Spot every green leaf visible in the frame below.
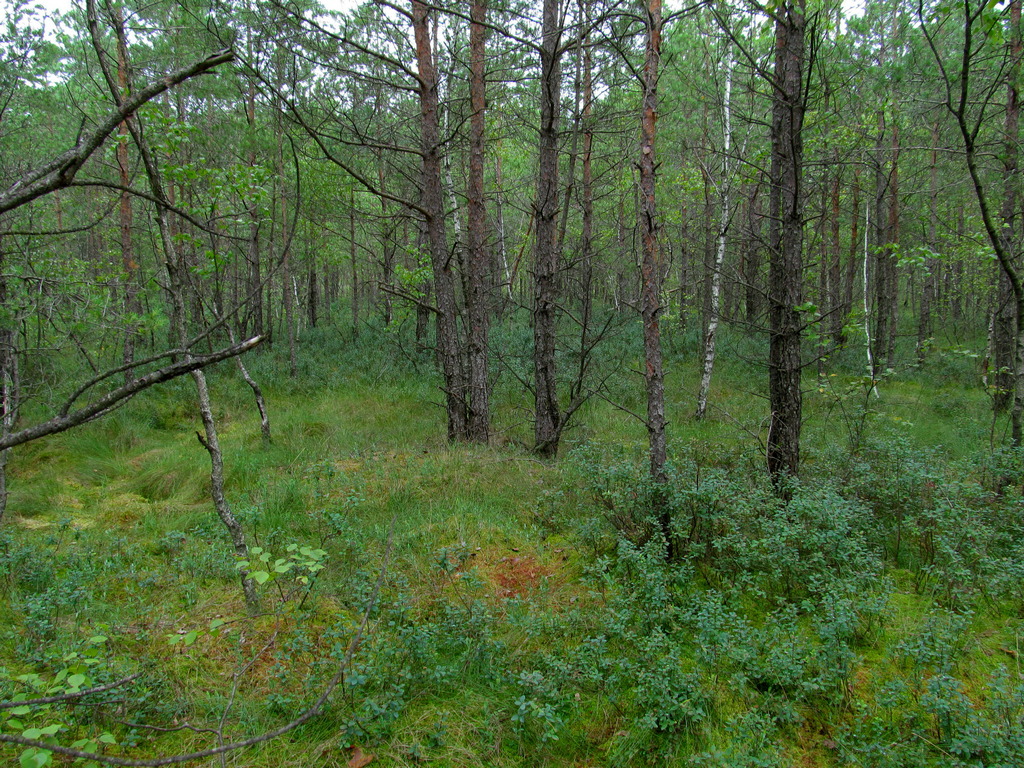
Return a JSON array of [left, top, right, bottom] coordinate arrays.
[[66, 674, 86, 689], [183, 631, 200, 646], [252, 571, 271, 585], [20, 749, 50, 768], [9, 706, 30, 716]]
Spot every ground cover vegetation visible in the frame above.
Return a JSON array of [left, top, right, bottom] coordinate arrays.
[[2, 0, 1024, 765]]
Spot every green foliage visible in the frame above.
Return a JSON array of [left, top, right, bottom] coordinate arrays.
[[1, 324, 1024, 766]]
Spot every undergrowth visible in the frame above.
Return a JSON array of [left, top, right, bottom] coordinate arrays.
[[1, 323, 1021, 767]]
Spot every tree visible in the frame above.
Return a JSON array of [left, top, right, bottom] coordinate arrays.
[[84, 0, 259, 610], [638, 0, 667, 481], [766, 0, 807, 485], [919, 0, 1024, 445], [466, 0, 491, 443], [533, 0, 564, 457], [0, 3, 256, 525], [696, 31, 735, 421]]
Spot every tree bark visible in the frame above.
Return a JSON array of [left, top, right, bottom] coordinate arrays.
[[115, 5, 140, 384], [639, 0, 666, 481], [697, 43, 733, 421], [581, 0, 595, 347], [533, 0, 563, 457], [995, 0, 1022, 413], [0, 240, 15, 524], [413, 0, 468, 441], [766, 0, 806, 487], [466, 0, 491, 443]]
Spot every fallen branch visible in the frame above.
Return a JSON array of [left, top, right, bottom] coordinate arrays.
[[0, 336, 263, 451]]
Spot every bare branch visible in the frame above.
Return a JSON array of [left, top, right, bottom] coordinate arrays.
[[0, 49, 235, 214], [0, 337, 264, 451], [0, 673, 143, 710]]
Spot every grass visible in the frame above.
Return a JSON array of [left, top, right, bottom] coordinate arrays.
[[1, 321, 1023, 766]]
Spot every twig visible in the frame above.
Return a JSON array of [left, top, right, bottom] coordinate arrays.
[[0, 674, 142, 709]]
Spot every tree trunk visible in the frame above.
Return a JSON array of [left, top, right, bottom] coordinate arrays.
[[115, 6, 140, 384], [697, 43, 733, 420], [533, 0, 563, 457], [349, 188, 359, 340], [377, 154, 397, 327], [996, 0, 1022, 414], [766, 0, 806, 488], [466, 0, 491, 443], [918, 123, 941, 362], [95, 2, 259, 612], [871, 118, 899, 376], [581, 0, 595, 341], [743, 183, 764, 325], [0, 242, 15, 525], [277, 109, 297, 379], [245, 78, 263, 340], [413, 0, 468, 441], [842, 166, 861, 346], [828, 163, 844, 343]]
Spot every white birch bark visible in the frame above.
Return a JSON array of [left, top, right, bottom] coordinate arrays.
[[696, 44, 733, 420], [864, 202, 879, 397]]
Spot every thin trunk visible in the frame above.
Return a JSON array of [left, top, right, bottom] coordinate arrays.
[[0, 242, 15, 524], [828, 164, 844, 342], [116, 6, 139, 383], [377, 154, 396, 326], [494, 136, 511, 307], [245, 79, 263, 340], [308, 257, 318, 329], [640, 0, 666, 482], [581, 0, 594, 343], [697, 44, 733, 420], [918, 123, 940, 362], [871, 118, 899, 376], [533, 0, 563, 457], [466, 0, 491, 443], [844, 167, 861, 322], [350, 188, 359, 340], [415, 222, 431, 349], [863, 201, 878, 394], [414, 0, 468, 441], [746, 183, 765, 324], [995, 0, 1022, 414], [678, 199, 689, 329], [884, 126, 901, 369], [278, 112, 297, 378]]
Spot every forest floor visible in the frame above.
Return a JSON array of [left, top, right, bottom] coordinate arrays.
[[1, 327, 1023, 767]]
